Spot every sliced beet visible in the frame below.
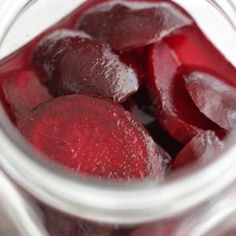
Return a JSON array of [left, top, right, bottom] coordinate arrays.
[[147, 42, 222, 143], [134, 47, 146, 58], [0, 70, 52, 117], [18, 94, 170, 180], [32, 30, 88, 81], [165, 26, 236, 87], [172, 131, 224, 170], [33, 30, 139, 103], [119, 51, 145, 85], [77, 1, 192, 51], [184, 71, 236, 131]]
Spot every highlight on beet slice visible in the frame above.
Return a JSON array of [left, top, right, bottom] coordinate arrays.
[[146, 42, 222, 143], [77, 1, 192, 51], [0, 70, 53, 117], [184, 71, 236, 131], [172, 131, 224, 171], [18, 94, 170, 180], [32, 30, 139, 103]]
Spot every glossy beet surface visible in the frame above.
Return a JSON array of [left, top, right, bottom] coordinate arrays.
[[78, 1, 192, 50], [18, 95, 170, 180], [33, 30, 139, 103], [172, 131, 224, 170], [184, 71, 236, 131], [146, 42, 221, 143]]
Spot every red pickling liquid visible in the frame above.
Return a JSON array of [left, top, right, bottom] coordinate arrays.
[[0, 0, 235, 235], [0, 0, 234, 132]]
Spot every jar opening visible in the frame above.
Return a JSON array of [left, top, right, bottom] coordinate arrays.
[[0, 0, 236, 225]]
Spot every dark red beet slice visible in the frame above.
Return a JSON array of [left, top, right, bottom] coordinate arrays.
[[134, 47, 146, 58], [33, 30, 139, 103], [172, 131, 224, 171], [0, 70, 52, 117], [184, 71, 236, 131], [77, 1, 192, 51], [18, 94, 170, 180], [119, 51, 145, 85], [165, 26, 236, 87], [147, 42, 222, 143]]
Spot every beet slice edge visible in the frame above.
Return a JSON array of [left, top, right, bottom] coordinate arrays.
[[18, 94, 170, 180], [78, 1, 192, 50], [184, 71, 236, 131]]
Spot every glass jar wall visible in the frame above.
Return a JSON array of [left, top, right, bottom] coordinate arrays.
[[0, 0, 236, 235]]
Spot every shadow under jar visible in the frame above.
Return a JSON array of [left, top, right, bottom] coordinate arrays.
[[0, 0, 236, 235]]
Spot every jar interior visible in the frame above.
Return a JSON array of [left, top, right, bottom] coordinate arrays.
[[0, 0, 236, 229]]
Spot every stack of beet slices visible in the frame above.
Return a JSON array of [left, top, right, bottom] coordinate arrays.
[[1, 0, 235, 180]]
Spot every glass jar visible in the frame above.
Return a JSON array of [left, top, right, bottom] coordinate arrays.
[[0, 0, 236, 235]]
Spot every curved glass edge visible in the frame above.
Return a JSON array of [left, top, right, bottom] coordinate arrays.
[[0, 0, 235, 226], [0, 170, 49, 236]]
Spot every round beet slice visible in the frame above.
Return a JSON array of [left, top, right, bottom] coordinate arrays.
[[33, 30, 139, 103], [0, 70, 53, 117], [172, 131, 224, 171], [77, 1, 192, 51], [18, 94, 170, 180], [184, 71, 236, 131], [146, 42, 222, 143]]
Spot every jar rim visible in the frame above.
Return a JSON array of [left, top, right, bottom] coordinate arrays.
[[0, 0, 236, 225]]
